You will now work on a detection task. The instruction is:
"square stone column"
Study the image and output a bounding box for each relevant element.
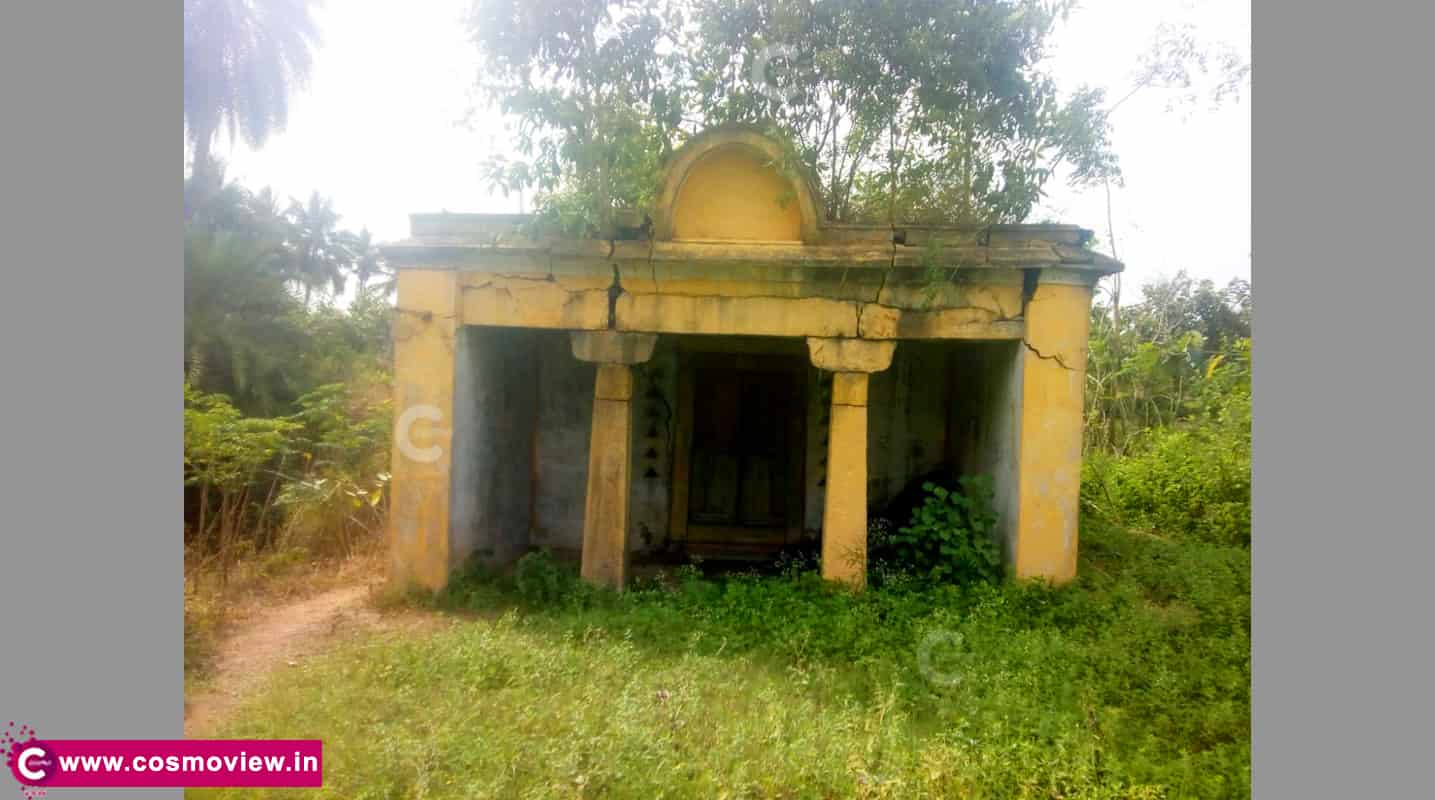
[807,338,896,588]
[1012,271,1094,583]
[388,270,460,591]
[571,331,658,589]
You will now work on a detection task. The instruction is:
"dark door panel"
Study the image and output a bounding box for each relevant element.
[689,366,792,529]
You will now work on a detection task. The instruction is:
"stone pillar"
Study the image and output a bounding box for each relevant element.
[1012,270,1094,583]
[807,338,897,588]
[388,270,460,591]
[571,331,658,589]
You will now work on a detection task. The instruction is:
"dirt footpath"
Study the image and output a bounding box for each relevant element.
[184,582,440,735]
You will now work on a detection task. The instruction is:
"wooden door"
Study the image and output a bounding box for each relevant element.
[688,367,793,530]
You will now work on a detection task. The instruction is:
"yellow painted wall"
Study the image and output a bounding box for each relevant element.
[388,270,459,591]
[459,272,610,330]
[671,146,804,241]
[1012,279,1092,583]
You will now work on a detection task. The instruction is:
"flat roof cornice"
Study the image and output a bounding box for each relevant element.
[380,212,1123,277]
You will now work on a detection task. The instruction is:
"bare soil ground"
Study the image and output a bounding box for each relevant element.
[184,567,442,735]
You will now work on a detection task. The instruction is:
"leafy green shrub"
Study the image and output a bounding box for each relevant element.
[1084,339,1251,546]
[1086,429,1250,546]
[884,475,1003,585]
[513,549,581,607]
[184,382,297,561]
[274,383,391,557]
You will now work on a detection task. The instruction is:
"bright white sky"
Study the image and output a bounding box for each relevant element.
[223,0,1250,304]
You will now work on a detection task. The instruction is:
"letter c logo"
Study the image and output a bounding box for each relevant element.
[396,404,444,464]
[17,745,50,781]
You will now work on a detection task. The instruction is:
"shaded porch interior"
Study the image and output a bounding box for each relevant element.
[447,326,1028,572]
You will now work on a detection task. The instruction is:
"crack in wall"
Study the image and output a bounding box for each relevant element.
[606,263,623,329]
[457,233,1029,333]
[1022,340,1073,370]
[611,288,1018,323]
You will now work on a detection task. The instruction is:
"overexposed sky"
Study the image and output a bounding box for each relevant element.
[223,0,1251,301]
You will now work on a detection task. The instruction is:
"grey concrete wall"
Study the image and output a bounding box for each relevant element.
[518,334,680,556]
[803,366,830,536]
[866,342,953,511]
[947,341,1023,562]
[529,333,594,552]
[450,326,541,567]
[630,342,679,552]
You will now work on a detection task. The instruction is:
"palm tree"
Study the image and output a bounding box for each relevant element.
[183,0,321,187]
[344,227,395,300]
[286,191,351,305]
[185,226,309,415]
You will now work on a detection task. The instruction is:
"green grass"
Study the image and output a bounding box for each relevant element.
[192,518,1249,799]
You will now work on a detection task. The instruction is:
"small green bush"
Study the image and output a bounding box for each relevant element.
[512,549,583,607]
[886,475,1004,585]
[1085,426,1250,547]
[1083,335,1251,547]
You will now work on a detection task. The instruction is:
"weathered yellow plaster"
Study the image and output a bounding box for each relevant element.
[807,337,897,373]
[570,330,658,365]
[1012,277,1093,583]
[671,146,804,242]
[460,273,610,330]
[654,125,824,242]
[388,269,459,591]
[579,363,637,589]
[617,292,859,338]
[821,372,871,587]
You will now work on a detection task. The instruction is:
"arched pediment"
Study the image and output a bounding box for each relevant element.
[652,126,824,243]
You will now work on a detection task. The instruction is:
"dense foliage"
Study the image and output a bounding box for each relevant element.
[1083,273,1252,546]
[184,171,395,578]
[471,0,1119,234]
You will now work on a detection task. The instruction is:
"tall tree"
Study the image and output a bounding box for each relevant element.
[286,191,351,305]
[344,227,394,299]
[185,173,308,415]
[183,0,321,186]
[471,0,1118,231]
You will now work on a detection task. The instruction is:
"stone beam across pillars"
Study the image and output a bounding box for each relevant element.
[571,331,658,589]
[806,337,896,588]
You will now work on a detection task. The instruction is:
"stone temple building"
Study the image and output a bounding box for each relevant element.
[379,126,1122,591]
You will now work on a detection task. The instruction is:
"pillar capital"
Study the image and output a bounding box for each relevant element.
[571,331,657,365]
[806,337,896,373]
